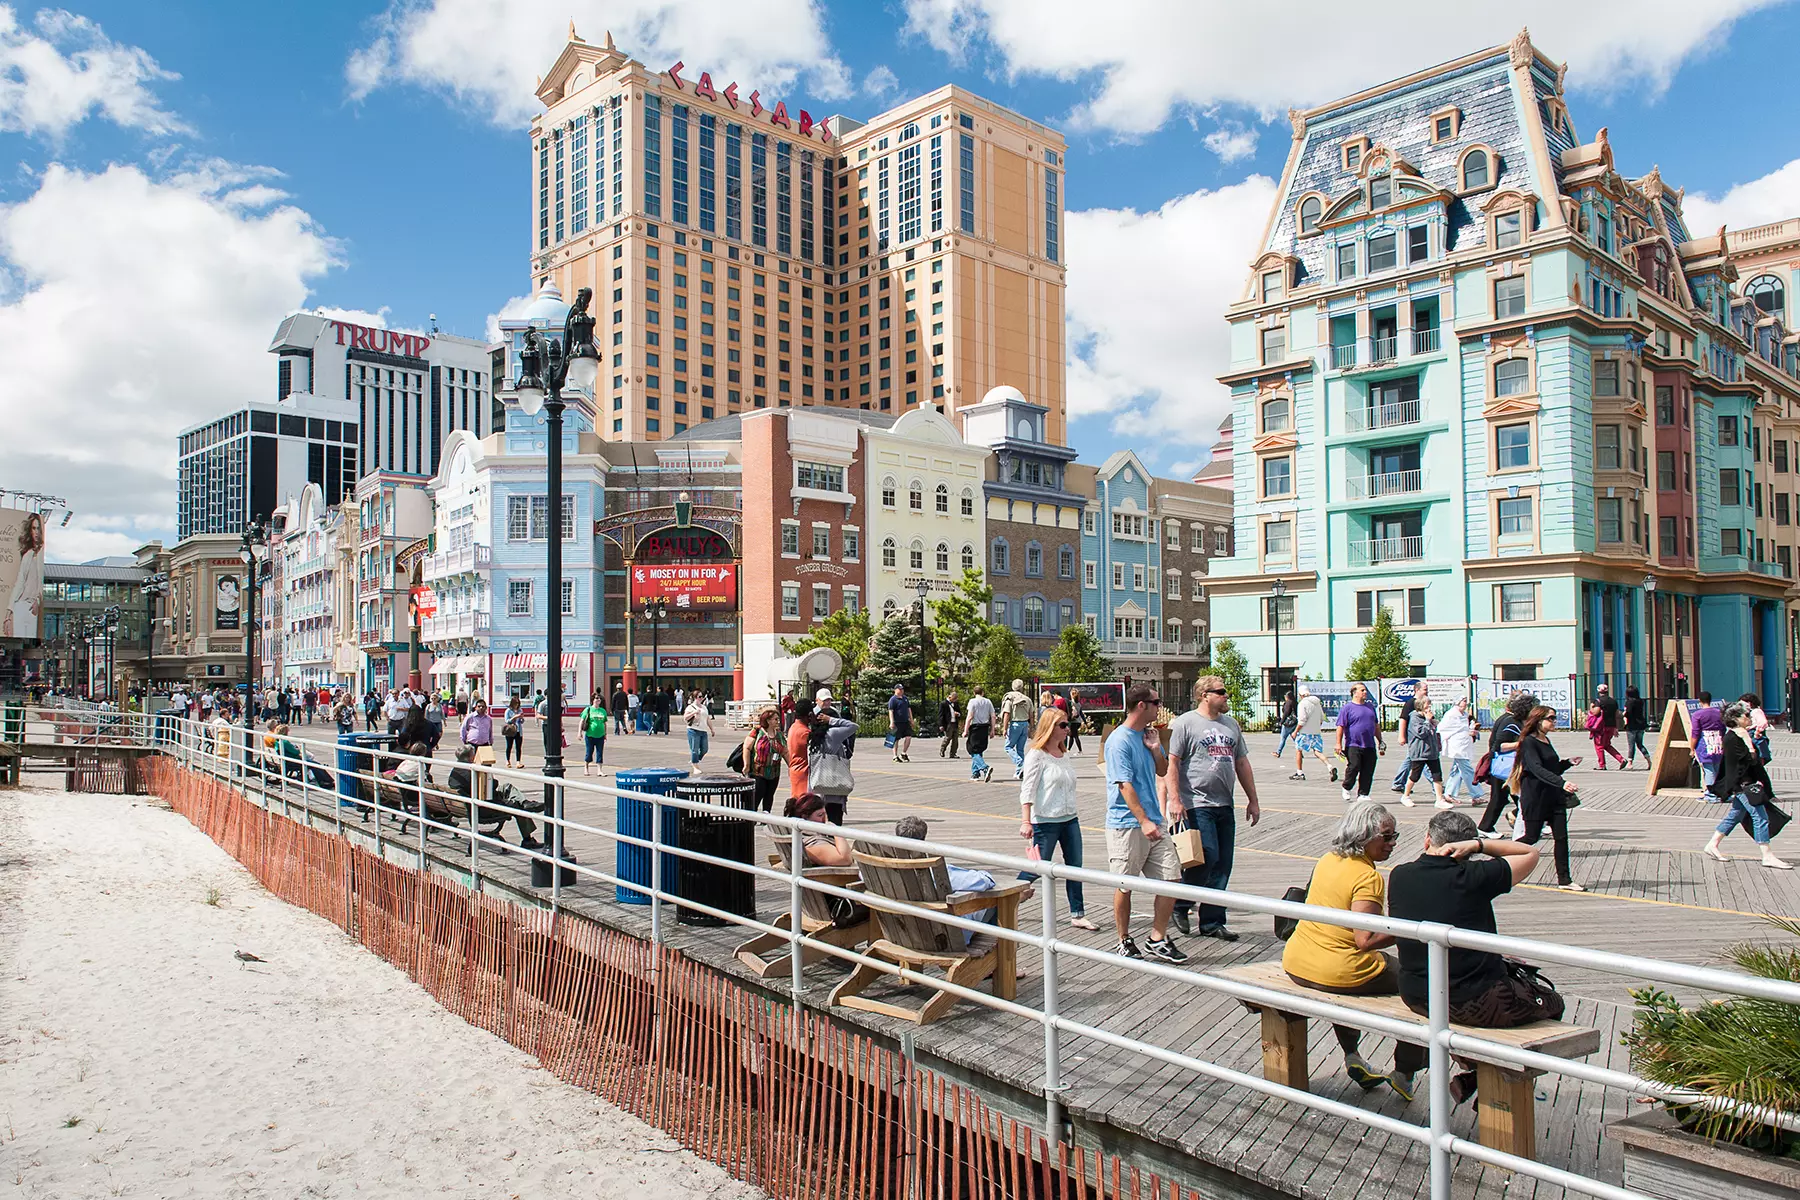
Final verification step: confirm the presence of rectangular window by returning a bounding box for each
[1495,277,1525,318]
[1367,231,1397,272]
[1260,325,1286,364]
[750,133,768,247]
[506,495,529,541]
[1336,242,1356,279]
[1659,515,1678,555]
[812,526,830,557]
[1263,520,1293,558]
[958,133,977,234]
[1598,496,1623,543]
[1263,595,1296,632]
[725,123,743,241]
[1084,561,1097,587]
[1494,359,1529,396]
[507,579,532,616]
[781,583,799,619]
[561,579,574,616]
[642,94,662,218]
[842,529,860,561]
[1497,496,1533,536]
[1720,468,1741,507]
[1718,415,1738,446]
[1778,492,1791,526]
[1407,226,1429,263]
[1596,424,1621,470]
[781,522,800,555]
[1498,582,1536,622]
[1262,455,1292,497]
[1722,528,1743,555]
[794,460,844,492]
[1776,440,1790,473]
[1594,359,1619,397]
[1495,422,1531,470]
[1655,385,1675,426]
[812,586,831,620]
[698,113,716,232]
[1494,211,1522,249]
[1657,450,1676,490]
[1111,563,1124,589]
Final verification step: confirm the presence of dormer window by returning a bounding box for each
[1462,149,1490,190]
[1262,269,1285,302]
[1299,196,1322,234]
[1369,174,1391,209]
[1429,107,1462,144]
[1342,138,1368,172]
[1495,211,1522,249]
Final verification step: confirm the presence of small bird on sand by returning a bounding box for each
[234,950,266,967]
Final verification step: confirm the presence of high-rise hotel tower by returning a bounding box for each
[526,30,1068,443]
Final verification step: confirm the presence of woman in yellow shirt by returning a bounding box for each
[1281,801,1422,1099]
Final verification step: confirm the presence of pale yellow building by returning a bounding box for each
[528,30,1067,444]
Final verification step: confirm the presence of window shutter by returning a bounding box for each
[1356,591,1373,627]
[1408,588,1426,627]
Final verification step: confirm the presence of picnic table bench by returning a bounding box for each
[1215,960,1601,1160]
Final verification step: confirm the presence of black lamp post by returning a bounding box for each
[141,572,168,706]
[240,521,269,765]
[101,605,121,703]
[513,286,600,884]
[1269,577,1287,718]
[913,580,930,715]
[641,602,669,697]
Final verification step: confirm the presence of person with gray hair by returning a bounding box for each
[1282,801,1420,1098]
[896,816,1001,940]
[1387,809,1556,1106]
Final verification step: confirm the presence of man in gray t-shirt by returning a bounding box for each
[1163,676,1260,939]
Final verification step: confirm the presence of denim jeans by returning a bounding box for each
[1006,720,1030,773]
[584,734,605,764]
[1274,725,1293,757]
[1716,794,1772,843]
[1172,805,1237,929]
[969,748,989,777]
[1446,756,1476,800]
[1699,761,1718,795]
[687,728,709,763]
[1017,817,1085,917]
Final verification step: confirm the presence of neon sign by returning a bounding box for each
[666,62,831,143]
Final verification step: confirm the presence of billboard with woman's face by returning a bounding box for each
[1,508,46,641]
[214,574,241,630]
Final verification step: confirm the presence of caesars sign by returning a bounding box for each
[0,506,47,640]
[630,527,737,611]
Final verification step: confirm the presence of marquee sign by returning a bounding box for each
[632,562,737,611]
[331,320,431,359]
[634,528,733,562]
[667,62,831,142]
[659,654,727,671]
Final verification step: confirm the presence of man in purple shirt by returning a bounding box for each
[1335,683,1386,802]
[459,697,494,749]
[1689,691,1724,797]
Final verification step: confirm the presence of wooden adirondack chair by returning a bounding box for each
[733,839,871,979]
[828,848,1028,1025]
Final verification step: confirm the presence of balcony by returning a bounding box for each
[1342,399,1421,433]
[1756,561,1788,578]
[358,576,383,598]
[421,610,491,642]
[1345,470,1423,501]
[422,544,491,583]
[1329,343,1357,369]
[358,626,386,647]
[1099,639,1186,658]
[1349,536,1427,567]
[1369,335,1398,364]
[1412,327,1441,354]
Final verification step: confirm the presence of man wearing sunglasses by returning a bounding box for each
[1105,683,1181,962]
[1166,675,1261,940]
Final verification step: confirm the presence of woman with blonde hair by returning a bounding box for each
[1017,707,1098,929]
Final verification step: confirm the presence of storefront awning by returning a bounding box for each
[456,656,487,675]
[500,653,577,672]
[430,659,458,676]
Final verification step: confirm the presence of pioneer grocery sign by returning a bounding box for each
[666,62,832,142]
[631,562,737,610]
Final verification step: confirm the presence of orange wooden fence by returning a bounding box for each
[145,759,1199,1200]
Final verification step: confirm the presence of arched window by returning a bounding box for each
[1299,196,1321,234]
[1462,149,1490,190]
[1023,597,1046,634]
[1748,274,1785,318]
[909,539,924,570]
[1261,397,1291,433]
[934,482,949,513]
[881,476,896,508]
[1058,545,1074,578]
[991,538,1010,575]
[909,480,923,511]
[883,598,897,619]
[935,541,950,572]
[962,543,976,571]
[881,537,896,568]
[1025,541,1043,577]
[1494,358,1530,397]
[900,122,919,141]
[960,487,975,517]
[1015,417,1033,439]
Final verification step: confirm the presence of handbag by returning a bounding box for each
[1172,817,1207,869]
[1472,750,1494,785]
[725,737,748,774]
[1273,868,1317,941]
[809,747,854,794]
[1742,779,1774,806]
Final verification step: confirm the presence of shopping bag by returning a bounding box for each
[1172,818,1206,869]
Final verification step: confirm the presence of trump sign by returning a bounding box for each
[631,562,737,611]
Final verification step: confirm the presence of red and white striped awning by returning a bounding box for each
[500,653,578,672]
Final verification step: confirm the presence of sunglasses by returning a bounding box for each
[1372,830,1399,844]
[1053,721,1070,730]
[1203,688,1228,697]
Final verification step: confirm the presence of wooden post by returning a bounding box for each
[1257,1008,1310,1091]
[1475,1063,1538,1160]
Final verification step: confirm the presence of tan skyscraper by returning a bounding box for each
[528,31,1067,444]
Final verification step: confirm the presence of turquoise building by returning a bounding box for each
[1208,30,1797,714]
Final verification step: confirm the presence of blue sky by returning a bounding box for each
[5,0,1800,560]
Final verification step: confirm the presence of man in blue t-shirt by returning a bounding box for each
[887,684,914,763]
[1105,683,1181,963]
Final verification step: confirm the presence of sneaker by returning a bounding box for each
[982,767,995,783]
[1172,910,1193,936]
[1143,937,1188,964]
[1389,785,1406,793]
[1341,790,1355,803]
[900,754,911,762]
[1289,772,1306,781]
[1558,881,1588,892]
[1114,937,1143,960]
[1346,1061,1389,1092]
[1330,767,1339,783]
[1387,1071,1418,1102]
[1434,798,1455,810]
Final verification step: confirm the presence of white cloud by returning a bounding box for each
[0,163,342,556]
[903,0,1776,135]
[1202,123,1257,163]
[0,4,186,137]
[1065,176,1276,450]
[1683,158,1800,236]
[311,304,390,328]
[484,292,535,342]
[862,64,899,98]
[348,0,853,127]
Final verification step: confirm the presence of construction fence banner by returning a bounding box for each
[1303,680,1380,718]
[1377,676,1471,717]
[1476,677,1575,729]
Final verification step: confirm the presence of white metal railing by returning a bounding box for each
[1369,334,1398,363]
[422,610,491,641]
[1349,535,1427,566]
[137,716,1800,1200]
[1329,343,1357,369]
[1344,398,1422,432]
[1346,469,1424,500]
[423,544,492,581]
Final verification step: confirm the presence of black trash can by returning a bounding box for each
[674,773,759,926]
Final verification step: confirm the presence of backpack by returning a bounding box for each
[725,736,749,774]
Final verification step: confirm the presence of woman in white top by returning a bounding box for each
[1438,697,1479,802]
[1017,709,1098,929]
[684,693,716,765]
[6,512,44,638]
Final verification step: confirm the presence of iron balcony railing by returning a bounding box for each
[1349,535,1427,566]
[1413,327,1441,353]
[140,714,1800,1200]
[1345,469,1424,500]
[1369,334,1398,363]
[1329,343,1357,369]
[1343,399,1422,432]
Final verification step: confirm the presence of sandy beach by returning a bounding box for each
[0,787,764,1200]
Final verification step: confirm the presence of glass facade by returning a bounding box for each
[642,94,662,218]
[670,103,689,226]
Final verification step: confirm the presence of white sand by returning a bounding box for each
[0,788,765,1199]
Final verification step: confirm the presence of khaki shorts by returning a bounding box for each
[1106,825,1180,882]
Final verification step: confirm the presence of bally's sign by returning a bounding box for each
[666,62,833,142]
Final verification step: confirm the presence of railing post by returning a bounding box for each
[788,822,805,1001]
[415,759,427,869]
[1426,933,1452,1200]
[550,778,563,911]
[372,747,385,860]
[650,794,664,945]
[1041,856,1065,1143]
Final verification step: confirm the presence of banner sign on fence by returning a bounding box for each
[1041,681,1125,712]
[1303,681,1380,718]
[1475,678,1574,729]
[1378,676,1471,715]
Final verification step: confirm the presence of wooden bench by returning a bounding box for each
[1215,960,1601,1160]
[733,842,872,979]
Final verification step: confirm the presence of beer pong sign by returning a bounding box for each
[631,562,737,610]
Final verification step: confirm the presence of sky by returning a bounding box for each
[6,0,1800,563]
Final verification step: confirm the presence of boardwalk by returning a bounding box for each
[243,722,1800,1199]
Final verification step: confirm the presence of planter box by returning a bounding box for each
[1606,1108,1800,1200]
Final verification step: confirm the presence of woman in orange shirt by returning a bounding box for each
[786,696,815,799]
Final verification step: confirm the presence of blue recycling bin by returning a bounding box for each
[337,731,394,809]
[615,767,685,904]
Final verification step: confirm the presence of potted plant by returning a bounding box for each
[1609,917,1800,1198]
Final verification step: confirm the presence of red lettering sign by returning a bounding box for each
[797,109,813,136]
[694,71,716,101]
[631,563,737,611]
[667,63,824,140]
[770,100,789,128]
[722,81,738,109]
[667,60,685,89]
[329,320,431,360]
[410,585,438,619]
[749,88,763,118]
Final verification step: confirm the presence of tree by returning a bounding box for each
[1346,606,1411,682]
[857,612,926,725]
[972,625,1030,701]
[779,606,873,709]
[928,568,995,690]
[1047,624,1113,682]
[1211,637,1255,725]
